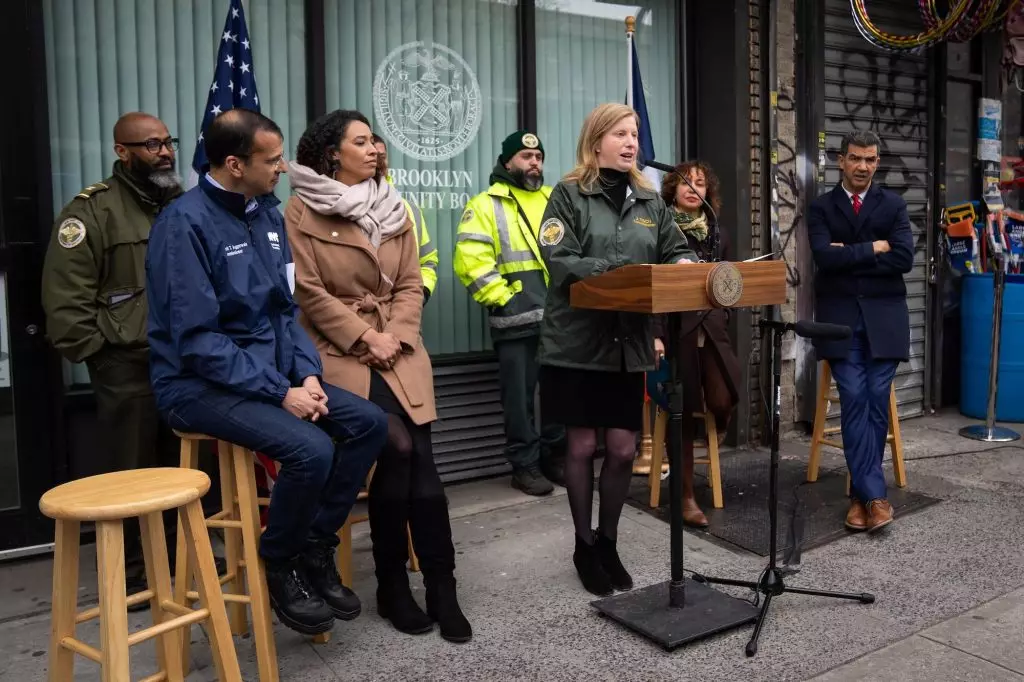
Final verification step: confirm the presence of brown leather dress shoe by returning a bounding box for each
[866,499,894,532]
[844,500,868,532]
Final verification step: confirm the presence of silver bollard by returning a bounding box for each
[960,258,1020,442]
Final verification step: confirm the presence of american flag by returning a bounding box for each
[189,0,262,185]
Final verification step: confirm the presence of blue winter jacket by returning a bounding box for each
[146,176,323,413]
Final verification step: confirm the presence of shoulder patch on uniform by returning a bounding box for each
[460,207,475,224]
[74,182,110,200]
[539,218,565,247]
[57,218,87,249]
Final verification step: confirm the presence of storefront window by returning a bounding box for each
[42,0,306,387]
[536,1,680,181]
[324,0,520,355]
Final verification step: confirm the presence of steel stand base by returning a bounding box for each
[591,579,758,651]
[958,424,1020,442]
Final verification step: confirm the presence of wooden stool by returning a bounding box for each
[634,402,670,476]
[40,468,241,682]
[646,402,724,509]
[175,432,278,682]
[806,360,907,492]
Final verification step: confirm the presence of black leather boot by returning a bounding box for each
[264,557,334,635]
[409,497,473,643]
[573,531,613,596]
[595,529,633,591]
[300,540,361,620]
[370,494,433,635]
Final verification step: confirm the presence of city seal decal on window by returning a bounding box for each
[539,218,565,247]
[57,218,87,249]
[373,41,482,163]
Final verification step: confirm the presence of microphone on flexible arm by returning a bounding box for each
[646,159,721,262]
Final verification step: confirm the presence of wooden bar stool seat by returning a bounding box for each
[806,360,907,493]
[174,431,278,682]
[40,468,241,682]
[645,400,724,510]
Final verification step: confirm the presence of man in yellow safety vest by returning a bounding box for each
[453,131,565,496]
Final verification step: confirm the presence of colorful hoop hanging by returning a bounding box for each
[849,0,1017,53]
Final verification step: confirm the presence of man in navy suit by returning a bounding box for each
[807,130,914,533]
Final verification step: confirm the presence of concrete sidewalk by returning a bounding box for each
[0,409,1022,680]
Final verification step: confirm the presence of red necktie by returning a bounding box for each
[851,193,862,215]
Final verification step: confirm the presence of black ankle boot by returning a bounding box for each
[264,557,334,635]
[376,576,434,635]
[573,532,613,596]
[300,541,361,620]
[425,575,472,643]
[595,529,633,591]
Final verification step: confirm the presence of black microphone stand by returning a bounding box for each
[690,308,875,657]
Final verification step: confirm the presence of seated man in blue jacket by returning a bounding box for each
[807,130,914,534]
[146,108,387,636]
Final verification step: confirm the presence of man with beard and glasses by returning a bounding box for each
[373,133,439,305]
[42,112,185,603]
[454,130,566,495]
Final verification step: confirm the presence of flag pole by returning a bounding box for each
[626,16,636,109]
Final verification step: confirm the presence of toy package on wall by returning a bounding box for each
[1004,209,1024,273]
[942,201,981,274]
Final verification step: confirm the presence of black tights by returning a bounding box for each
[370,413,443,502]
[564,426,637,542]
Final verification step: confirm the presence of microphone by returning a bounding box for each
[792,320,851,340]
[646,159,721,261]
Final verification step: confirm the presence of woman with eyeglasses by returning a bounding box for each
[284,109,471,643]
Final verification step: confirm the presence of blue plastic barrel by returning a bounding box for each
[960,272,1024,422]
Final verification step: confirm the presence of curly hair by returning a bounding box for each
[294,109,370,177]
[660,160,721,217]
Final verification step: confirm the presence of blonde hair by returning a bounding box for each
[564,102,651,193]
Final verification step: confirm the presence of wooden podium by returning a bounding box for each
[569,260,787,650]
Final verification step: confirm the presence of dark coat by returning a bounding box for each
[655,224,740,420]
[807,184,914,361]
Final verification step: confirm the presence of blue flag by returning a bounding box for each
[631,40,656,170]
[190,0,262,180]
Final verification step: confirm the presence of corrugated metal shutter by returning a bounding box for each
[431,357,509,483]
[823,0,929,420]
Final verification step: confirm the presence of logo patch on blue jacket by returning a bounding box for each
[267,231,281,250]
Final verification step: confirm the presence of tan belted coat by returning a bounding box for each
[284,196,437,425]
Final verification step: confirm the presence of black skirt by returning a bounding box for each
[539,365,645,432]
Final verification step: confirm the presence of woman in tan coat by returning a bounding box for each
[284,109,471,643]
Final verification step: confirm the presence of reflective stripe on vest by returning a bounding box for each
[491,196,536,264]
[409,202,433,258]
[467,270,500,294]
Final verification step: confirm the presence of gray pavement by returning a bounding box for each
[1,409,1022,680]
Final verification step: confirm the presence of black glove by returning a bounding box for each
[422,286,431,305]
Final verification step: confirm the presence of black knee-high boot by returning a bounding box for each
[368,494,434,635]
[409,496,473,643]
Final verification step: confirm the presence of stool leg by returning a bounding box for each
[48,519,80,682]
[218,444,248,635]
[808,362,830,482]
[96,520,130,682]
[181,499,242,682]
[888,384,907,488]
[141,511,184,682]
[649,408,668,508]
[175,438,200,674]
[407,525,420,573]
[338,520,353,589]
[233,445,280,682]
[705,411,724,509]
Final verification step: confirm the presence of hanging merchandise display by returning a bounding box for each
[850,0,1017,52]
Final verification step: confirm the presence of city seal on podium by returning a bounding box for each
[373,41,482,162]
[705,261,744,308]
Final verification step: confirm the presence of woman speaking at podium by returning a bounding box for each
[535,102,696,597]
[657,162,741,529]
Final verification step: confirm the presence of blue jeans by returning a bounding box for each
[166,383,387,562]
[830,318,898,503]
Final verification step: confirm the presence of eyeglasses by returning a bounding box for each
[117,137,179,153]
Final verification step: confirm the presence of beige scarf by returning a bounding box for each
[288,161,407,250]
